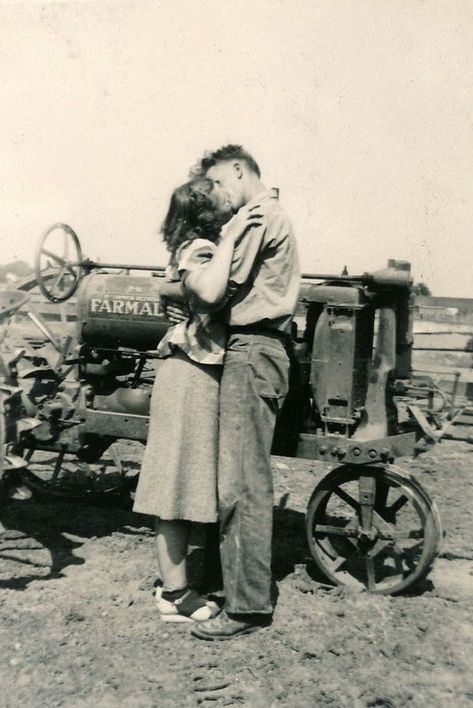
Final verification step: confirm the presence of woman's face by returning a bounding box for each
[206,185,233,218]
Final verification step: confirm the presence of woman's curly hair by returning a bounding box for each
[161,177,225,262]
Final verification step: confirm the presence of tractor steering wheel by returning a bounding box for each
[35,223,84,302]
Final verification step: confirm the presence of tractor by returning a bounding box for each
[2,222,465,595]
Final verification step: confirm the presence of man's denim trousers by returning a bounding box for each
[218,332,290,615]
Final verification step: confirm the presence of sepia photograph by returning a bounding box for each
[1,1,472,706]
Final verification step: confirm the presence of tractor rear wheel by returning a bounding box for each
[17,443,140,508]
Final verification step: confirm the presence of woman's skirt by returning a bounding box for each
[133,350,220,522]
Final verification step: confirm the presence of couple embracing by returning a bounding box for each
[133,145,300,640]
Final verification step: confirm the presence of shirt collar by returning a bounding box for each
[244,188,278,209]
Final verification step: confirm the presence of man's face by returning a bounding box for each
[206,162,245,213]
[207,186,233,218]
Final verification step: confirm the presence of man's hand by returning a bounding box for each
[159,280,189,323]
[161,298,189,323]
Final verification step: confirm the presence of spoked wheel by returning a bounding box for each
[306,464,442,595]
[0,392,5,477]
[19,444,140,506]
[0,393,6,516]
[35,223,84,302]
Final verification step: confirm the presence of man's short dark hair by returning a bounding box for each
[192,144,261,178]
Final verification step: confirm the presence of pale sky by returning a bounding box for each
[1,0,472,296]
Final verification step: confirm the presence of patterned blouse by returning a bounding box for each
[156,238,227,365]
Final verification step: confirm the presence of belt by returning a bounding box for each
[228,325,289,343]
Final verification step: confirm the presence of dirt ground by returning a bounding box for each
[0,440,472,708]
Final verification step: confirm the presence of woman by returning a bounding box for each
[133,177,262,622]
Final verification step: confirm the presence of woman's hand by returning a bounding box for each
[184,203,263,306]
[220,203,264,245]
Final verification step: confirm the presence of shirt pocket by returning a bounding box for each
[249,343,290,402]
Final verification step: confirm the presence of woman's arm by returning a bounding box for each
[185,203,263,306]
[159,280,187,302]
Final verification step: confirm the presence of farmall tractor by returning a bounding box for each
[1,222,463,595]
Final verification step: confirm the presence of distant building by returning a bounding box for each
[416,296,473,325]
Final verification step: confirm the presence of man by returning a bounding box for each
[188,145,300,640]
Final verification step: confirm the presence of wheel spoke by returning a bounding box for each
[373,501,424,542]
[359,474,376,532]
[324,548,358,575]
[41,248,67,267]
[388,494,409,516]
[372,510,397,540]
[51,265,66,295]
[333,487,359,511]
[41,248,77,279]
[365,556,376,591]
[390,528,424,540]
[314,524,358,538]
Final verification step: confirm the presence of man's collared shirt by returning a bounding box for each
[225,189,300,333]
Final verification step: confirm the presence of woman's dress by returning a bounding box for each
[133,238,225,522]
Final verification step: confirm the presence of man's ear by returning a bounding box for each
[232,161,243,179]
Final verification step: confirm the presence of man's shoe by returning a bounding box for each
[191,610,272,640]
